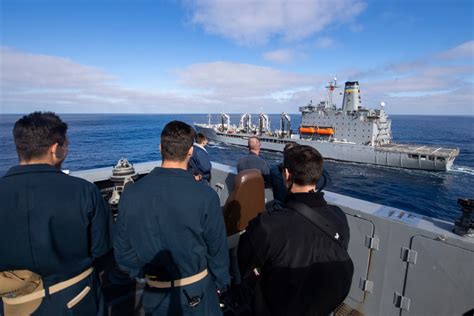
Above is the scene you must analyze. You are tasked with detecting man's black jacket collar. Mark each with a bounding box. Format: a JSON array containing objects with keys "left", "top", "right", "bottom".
[{"left": 285, "top": 191, "right": 328, "bottom": 208}]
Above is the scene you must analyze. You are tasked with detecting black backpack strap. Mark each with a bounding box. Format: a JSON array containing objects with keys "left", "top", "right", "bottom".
[{"left": 286, "top": 201, "right": 346, "bottom": 250}]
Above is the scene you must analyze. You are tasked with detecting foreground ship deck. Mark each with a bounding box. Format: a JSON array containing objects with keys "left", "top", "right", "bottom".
[{"left": 73, "top": 160, "right": 473, "bottom": 316}]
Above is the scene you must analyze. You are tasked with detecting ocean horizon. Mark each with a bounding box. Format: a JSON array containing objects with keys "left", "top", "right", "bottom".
[{"left": 1, "top": 113, "right": 473, "bottom": 223}]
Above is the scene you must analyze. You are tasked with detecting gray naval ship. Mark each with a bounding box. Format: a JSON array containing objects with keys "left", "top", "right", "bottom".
[
  {"left": 74, "top": 158, "right": 473, "bottom": 316},
  {"left": 195, "top": 79, "right": 460, "bottom": 171}
]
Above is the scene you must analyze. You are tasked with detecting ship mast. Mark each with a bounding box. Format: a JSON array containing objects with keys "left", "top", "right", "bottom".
[{"left": 325, "top": 77, "right": 339, "bottom": 107}]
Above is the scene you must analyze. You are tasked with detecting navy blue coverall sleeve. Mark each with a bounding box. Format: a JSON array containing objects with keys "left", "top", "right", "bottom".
[
  {"left": 204, "top": 192, "right": 230, "bottom": 290},
  {"left": 190, "top": 147, "right": 212, "bottom": 181},
  {"left": 199, "top": 153, "right": 212, "bottom": 180},
  {"left": 89, "top": 185, "right": 113, "bottom": 259},
  {"left": 113, "top": 196, "right": 143, "bottom": 277}
]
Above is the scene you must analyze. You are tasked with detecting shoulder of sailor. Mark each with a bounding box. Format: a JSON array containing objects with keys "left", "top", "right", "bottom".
[
  {"left": 326, "top": 203, "right": 350, "bottom": 226},
  {"left": 248, "top": 206, "right": 292, "bottom": 232},
  {"left": 60, "top": 174, "right": 103, "bottom": 198}
]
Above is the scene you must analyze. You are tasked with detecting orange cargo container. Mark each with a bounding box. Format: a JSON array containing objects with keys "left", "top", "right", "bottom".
[
  {"left": 299, "top": 127, "right": 334, "bottom": 135},
  {"left": 299, "top": 127, "right": 318, "bottom": 134}
]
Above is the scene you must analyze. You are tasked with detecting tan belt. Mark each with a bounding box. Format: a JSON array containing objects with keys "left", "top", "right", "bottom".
[
  {"left": 2, "top": 267, "right": 93, "bottom": 305},
  {"left": 146, "top": 269, "right": 208, "bottom": 288}
]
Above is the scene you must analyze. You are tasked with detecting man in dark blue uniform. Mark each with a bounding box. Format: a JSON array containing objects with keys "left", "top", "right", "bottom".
[
  {"left": 114, "top": 121, "right": 229, "bottom": 315},
  {"left": 188, "top": 133, "right": 212, "bottom": 183},
  {"left": 0, "top": 112, "right": 112, "bottom": 315},
  {"left": 269, "top": 142, "right": 299, "bottom": 203},
  {"left": 238, "top": 145, "right": 353, "bottom": 316},
  {"left": 237, "top": 137, "right": 270, "bottom": 185}
]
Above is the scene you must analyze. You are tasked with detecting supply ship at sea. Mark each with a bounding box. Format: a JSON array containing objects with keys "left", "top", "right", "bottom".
[{"left": 195, "top": 79, "right": 460, "bottom": 171}]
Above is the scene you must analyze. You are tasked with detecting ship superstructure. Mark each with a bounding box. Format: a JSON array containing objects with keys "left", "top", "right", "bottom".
[
  {"left": 299, "top": 80, "right": 391, "bottom": 146},
  {"left": 195, "top": 79, "right": 459, "bottom": 171}
]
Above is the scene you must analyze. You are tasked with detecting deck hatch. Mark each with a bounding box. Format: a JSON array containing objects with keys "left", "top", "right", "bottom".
[
  {"left": 345, "top": 214, "right": 375, "bottom": 303},
  {"left": 401, "top": 236, "right": 474, "bottom": 316}
]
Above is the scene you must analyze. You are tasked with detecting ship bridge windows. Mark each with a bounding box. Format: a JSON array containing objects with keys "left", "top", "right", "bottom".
[
  {"left": 436, "top": 157, "right": 445, "bottom": 162},
  {"left": 408, "top": 154, "right": 419, "bottom": 159}
]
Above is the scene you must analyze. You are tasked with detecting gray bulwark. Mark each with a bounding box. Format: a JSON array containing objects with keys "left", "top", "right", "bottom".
[
  {"left": 401, "top": 236, "right": 474, "bottom": 315},
  {"left": 72, "top": 161, "right": 474, "bottom": 316}
]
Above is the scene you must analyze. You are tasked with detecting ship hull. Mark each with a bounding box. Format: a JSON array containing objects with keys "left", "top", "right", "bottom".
[{"left": 195, "top": 124, "right": 457, "bottom": 171}]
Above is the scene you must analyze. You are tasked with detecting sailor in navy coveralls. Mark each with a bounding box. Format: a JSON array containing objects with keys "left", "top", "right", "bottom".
[
  {"left": 114, "top": 121, "right": 230, "bottom": 315},
  {"left": 237, "top": 136, "right": 270, "bottom": 185},
  {"left": 188, "top": 133, "right": 212, "bottom": 183},
  {"left": 0, "top": 112, "right": 112, "bottom": 315}
]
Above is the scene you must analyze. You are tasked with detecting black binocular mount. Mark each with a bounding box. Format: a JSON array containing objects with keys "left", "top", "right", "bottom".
[{"left": 453, "top": 198, "right": 474, "bottom": 237}]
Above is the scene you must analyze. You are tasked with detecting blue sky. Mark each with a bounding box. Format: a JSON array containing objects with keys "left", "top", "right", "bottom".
[{"left": 1, "top": 0, "right": 473, "bottom": 114}]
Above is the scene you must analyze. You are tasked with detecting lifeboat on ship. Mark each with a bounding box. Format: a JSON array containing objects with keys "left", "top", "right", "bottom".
[{"left": 299, "top": 126, "right": 334, "bottom": 135}]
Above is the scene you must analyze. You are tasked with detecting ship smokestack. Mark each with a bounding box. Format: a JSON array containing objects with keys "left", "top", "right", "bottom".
[{"left": 342, "top": 81, "right": 361, "bottom": 112}]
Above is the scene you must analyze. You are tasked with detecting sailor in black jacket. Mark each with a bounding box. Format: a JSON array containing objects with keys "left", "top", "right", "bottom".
[
  {"left": 238, "top": 145, "right": 353, "bottom": 316},
  {"left": 0, "top": 112, "right": 112, "bottom": 316},
  {"left": 114, "top": 121, "right": 229, "bottom": 316}
]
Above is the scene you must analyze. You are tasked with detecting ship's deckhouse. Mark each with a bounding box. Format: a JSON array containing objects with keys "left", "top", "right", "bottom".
[{"left": 299, "top": 81, "right": 391, "bottom": 146}]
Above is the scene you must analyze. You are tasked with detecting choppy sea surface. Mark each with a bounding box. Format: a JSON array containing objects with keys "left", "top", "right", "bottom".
[{"left": 1, "top": 114, "right": 473, "bottom": 222}]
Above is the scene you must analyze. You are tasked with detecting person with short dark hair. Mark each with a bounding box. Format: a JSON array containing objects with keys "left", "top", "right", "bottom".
[
  {"left": 114, "top": 120, "right": 229, "bottom": 315},
  {"left": 269, "top": 142, "right": 299, "bottom": 203},
  {"left": 0, "top": 112, "right": 112, "bottom": 315},
  {"left": 238, "top": 145, "right": 353, "bottom": 316},
  {"left": 189, "top": 133, "right": 212, "bottom": 182},
  {"left": 237, "top": 136, "right": 270, "bottom": 184}
]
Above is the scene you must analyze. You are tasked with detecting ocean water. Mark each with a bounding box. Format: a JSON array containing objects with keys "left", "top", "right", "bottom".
[{"left": 1, "top": 113, "right": 473, "bottom": 222}]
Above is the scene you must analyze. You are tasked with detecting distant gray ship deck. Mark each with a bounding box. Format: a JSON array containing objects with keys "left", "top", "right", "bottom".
[
  {"left": 194, "top": 79, "right": 460, "bottom": 171},
  {"left": 377, "top": 143, "right": 459, "bottom": 158}
]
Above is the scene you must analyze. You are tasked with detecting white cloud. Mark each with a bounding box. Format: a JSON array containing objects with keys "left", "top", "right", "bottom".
[
  {"left": 185, "top": 0, "right": 366, "bottom": 45},
  {"left": 343, "top": 41, "right": 474, "bottom": 114},
  {"left": 1, "top": 41, "right": 473, "bottom": 115},
  {"left": 175, "top": 61, "right": 318, "bottom": 95},
  {"left": 437, "top": 40, "right": 474, "bottom": 60},
  {"left": 0, "top": 47, "right": 324, "bottom": 114},
  {"left": 0, "top": 47, "right": 115, "bottom": 90},
  {"left": 262, "top": 49, "right": 297, "bottom": 63},
  {"left": 0, "top": 47, "right": 215, "bottom": 113}
]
